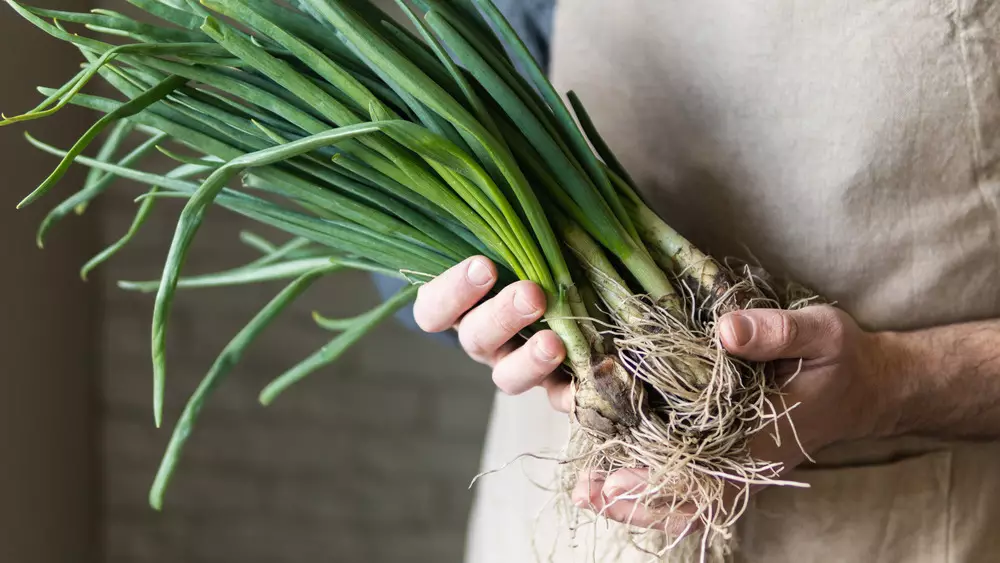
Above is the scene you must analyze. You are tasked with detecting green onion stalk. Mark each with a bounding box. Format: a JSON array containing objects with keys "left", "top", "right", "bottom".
[{"left": 3, "top": 0, "right": 814, "bottom": 556}]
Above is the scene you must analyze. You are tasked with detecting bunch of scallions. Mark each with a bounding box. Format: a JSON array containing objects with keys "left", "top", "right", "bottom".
[{"left": 4, "top": 0, "right": 814, "bottom": 556}]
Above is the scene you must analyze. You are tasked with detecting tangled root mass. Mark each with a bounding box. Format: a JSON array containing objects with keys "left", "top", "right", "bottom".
[{"left": 561, "top": 263, "right": 821, "bottom": 562}]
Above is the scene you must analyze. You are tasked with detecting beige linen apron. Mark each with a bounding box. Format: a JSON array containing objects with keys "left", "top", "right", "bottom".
[{"left": 466, "top": 1, "right": 1000, "bottom": 562}]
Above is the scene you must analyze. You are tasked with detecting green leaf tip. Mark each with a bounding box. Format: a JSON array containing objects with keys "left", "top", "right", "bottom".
[
  {"left": 153, "top": 352, "right": 165, "bottom": 428},
  {"left": 149, "top": 491, "right": 164, "bottom": 512},
  {"left": 18, "top": 75, "right": 187, "bottom": 209}
]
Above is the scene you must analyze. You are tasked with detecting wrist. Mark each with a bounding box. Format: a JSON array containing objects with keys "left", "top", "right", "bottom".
[{"left": 866, "top": 329, "right": 924, "bottom": 439}]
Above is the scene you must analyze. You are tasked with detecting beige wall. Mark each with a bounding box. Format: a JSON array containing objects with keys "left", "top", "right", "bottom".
[{"left": 0, "top": 1, "right": 99, "bottom": 562}]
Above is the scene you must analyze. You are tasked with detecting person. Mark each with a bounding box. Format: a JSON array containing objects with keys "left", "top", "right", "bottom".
[{"left": 412, "top": 2, "right": 1000, "bottom": 562}]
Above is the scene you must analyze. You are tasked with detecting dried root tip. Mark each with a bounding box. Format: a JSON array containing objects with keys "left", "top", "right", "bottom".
[
  {"left": 682, "top": 262, "right": 762, "bottom": 317},
  {"left": 705, "top": 270, "right": 745, "bottom": 314},
  {"left": 715, "top": 258, "right": 825, "bottom": 312}
]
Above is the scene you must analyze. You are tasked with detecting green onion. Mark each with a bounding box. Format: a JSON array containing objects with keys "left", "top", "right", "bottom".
[{"left": 4, "top": 0, "right": 806, "bottom": 554}]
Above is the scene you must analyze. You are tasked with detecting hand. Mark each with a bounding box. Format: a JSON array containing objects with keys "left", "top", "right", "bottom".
[
  {"left": 412, "top": 256, "right": 573, "bottom": 412},
  {"left": 418, "top": 258, "right": 1000, "bottom": 532},
  {"left": 415, "top": 260, "right": 903, "bottom": 532},
  {"left": 571, "top": 305, "right": 900, "bottom": 534}
]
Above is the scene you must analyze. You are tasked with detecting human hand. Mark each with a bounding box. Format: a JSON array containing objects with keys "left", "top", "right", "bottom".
[
  {"left": 412, "top": 256, "right": 573, "bottom": 412},
  {"left": 571, "top": 305, "right": 900, "bottom": 533},
  {"left": 415, "top": 260, "right": 902, "bottom": 532}
]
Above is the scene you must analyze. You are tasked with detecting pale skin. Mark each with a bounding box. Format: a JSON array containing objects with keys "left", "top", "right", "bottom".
[{"left": 414, "top": 255, "right": 1000, "bottom": 533}]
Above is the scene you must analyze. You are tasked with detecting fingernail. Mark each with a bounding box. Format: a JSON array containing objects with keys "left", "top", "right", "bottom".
[
  {"left": 535, "top": 340, "right": 557, "bottom": 363},
  {"left": 723, "top": 314, "right": 754, "bottom": 347},
  {"left": 466, "top": 259, "right": 493, "bottom": 286},
  {"left": 513, "top": 289, "right": 538, "bottom": 316}
]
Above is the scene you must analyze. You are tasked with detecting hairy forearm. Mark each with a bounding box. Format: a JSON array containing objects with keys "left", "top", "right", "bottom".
[{"left": 879, "top": 320, "right": 1000, "bottom": 439}]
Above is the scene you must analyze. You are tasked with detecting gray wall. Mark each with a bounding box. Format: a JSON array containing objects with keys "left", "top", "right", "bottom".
[
  {"left": 0, "top": 1, "right": 100, "bottom": 562},
  {"left": 100, "top": 200, "right": 492, "bottom": 563}
]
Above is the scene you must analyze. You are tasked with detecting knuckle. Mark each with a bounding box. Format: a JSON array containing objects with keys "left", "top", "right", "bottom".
[
  {"left": 491, "top": 306, "right": 519, "bottom": 336},
  {"left": 775, "top": 313, "right": 799, "bottom": 351},
  {"left": 458, "top": 327, "right": 489, "bottom": 360},
  {"left": 819, "top": 306, "right": 848, "bottom": 350},
  {"left": 825, "top": 316, "right": 847, "bottom": 347}
]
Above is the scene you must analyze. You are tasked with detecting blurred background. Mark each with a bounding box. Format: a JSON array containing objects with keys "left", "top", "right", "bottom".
[{"left": 0, "top": 1, "right": 513, "bottom": 561}]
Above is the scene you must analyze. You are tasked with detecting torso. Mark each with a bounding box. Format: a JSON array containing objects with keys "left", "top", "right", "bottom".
[{"left": 467, "top": 2, "right": 1000, "bottom": 561}]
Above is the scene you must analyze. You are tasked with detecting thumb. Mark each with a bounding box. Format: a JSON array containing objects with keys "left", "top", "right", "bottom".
[{"left": 718, "top": 306, "right": 844, "bottom": 362}]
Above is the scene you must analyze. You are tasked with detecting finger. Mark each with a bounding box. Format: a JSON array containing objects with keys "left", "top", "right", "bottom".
[
  {"left": 746, "top": 420, "right": 804, "bottom": 476},
  {"left": 718, "top": 305, "right": 845, "bottom": 362},
  {"left": 573, "top": 469, "right": 697, "bottom": 536},
  {"left": 571, "top": 471, "right": 607, "bottom": 510},
  {"left": 413, "top": 256, "right": 496, "bottom": 333},
  {"left": 457, "top": 281, "right": 545, "bottom": 363},
  {"left": 603, "top": 470, "right": 700, "bottom": 535},
  {"left": 601, "top": 468, "right": 650, "bottom": 500},
  {"left": 491, "top": 330, "right": 565, "bottom": 395},
  {"left": 541, "top": 373, "right": 573, "bottom": 413},
  {"left": 745, "top": 386, "right": 819, "bottom": 469},
  {"left": 483, "top": 340, "right": 519, "bottom": 369},
  {"left": 601, "top": 498, "right": 698, "bottom": 537}
]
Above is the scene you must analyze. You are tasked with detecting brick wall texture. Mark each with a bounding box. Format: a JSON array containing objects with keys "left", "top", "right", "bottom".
[{"left": 99, "top": 187, "right": 493, "bottom": 563}]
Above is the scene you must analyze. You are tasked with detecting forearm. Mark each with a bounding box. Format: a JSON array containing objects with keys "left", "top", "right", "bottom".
[{"left": 879, "top": 319, "right": 1000, "bottom": 439}]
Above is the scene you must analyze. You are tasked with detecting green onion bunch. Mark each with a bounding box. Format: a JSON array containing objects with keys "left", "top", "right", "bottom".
[{"left": 4, "top": 0, "right": 808, "bottom": 552}]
